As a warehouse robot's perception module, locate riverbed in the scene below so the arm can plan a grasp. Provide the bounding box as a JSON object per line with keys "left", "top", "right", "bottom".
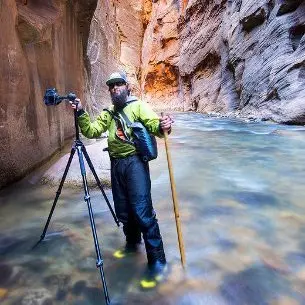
{"left": 1, "top": 112, "right": 305, "bottom": 304}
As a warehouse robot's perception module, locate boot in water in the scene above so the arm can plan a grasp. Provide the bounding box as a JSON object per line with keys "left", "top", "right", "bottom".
{"left": 140, "top": 260, "right": 168, "bottom": 289}
{"left": 113, "top": 242, "right": 141, "bottom": 259}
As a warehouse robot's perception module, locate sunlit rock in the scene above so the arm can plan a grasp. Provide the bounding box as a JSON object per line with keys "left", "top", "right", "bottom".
{"left": 40, "top": 138, "right": 111, "bottom": 187}
{"left": 20, "top": 288, "right": 53, "bottom": 305}
{"left": 279, "top": 211, "right": 305, "bottom": 226}
{"left": 271, "top": 296, "right": 300, "bottom": 305}
{"left": 141, "top": 0, "right": 181, "bottom": 110}
{"left": 296, "top": 267, "right": 305, "bottom": 281}
{"left": 257, "top": 246, "right": 290, "bottom": 274}
{"left": 0, "top": 288, "right": 8, "bottom": 300}
{"left": 174, "top": 292, "right": 227, "bottom": 305}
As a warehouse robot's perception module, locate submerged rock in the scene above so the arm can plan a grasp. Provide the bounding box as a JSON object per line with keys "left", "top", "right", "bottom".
{"left": 234, "top": 191, "right": 278, "bottom": 207}
{"left": 0, "top": 234, "right": 26, "bottom": 256}
{"left": 175, "top": 292, "right": 227, "bottom": 305}
{"left": 0, "top": 264, "right": 13, "bottom": 286}
{"left": 202, "top": 206, "right": 236, "bottom": 217}
{"left": 71, "top": 280, "right": 87, "bottom": 296}
{"left": 220, "top": 264, "right": 289, "bottom": 305}
{"left": 285, "top": 252, "right": 305, "bottom": 272}
{"left": 20, "top": 288, "right": 53, "bottom": 305}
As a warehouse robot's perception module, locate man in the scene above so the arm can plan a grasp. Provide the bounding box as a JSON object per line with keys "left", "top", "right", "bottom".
{"left": 71, "top": 72, "right": 173, "bottom": 285}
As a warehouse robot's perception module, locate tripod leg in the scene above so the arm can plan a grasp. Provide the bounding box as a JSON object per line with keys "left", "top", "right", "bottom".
{"left": 81, "top": 144, "right": 120, "bottom": 227}
{"left": 33, "top": 147, "right": 76, "bottom": 249}
{"left": 76, "top": 145, "right": 111, "bottom": 305}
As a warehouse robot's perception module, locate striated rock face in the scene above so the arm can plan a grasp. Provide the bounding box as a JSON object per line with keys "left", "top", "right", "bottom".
{"left": 142, "top": 0, "right": 305, "bottom": 123}
{"left": 178, "top": 0, "right": 227, "bottom": 113}
{"left": 85, "top": 0, "right": 144, "bottom": 116}
{"left": 226, "top": 0, "right": 305, "bottom": 123}
{"left": 0, "top": 0, "right": 98, "bottom": 188}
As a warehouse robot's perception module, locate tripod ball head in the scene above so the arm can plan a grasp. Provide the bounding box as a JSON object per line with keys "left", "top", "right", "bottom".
{"left": 44, "top": 88, "right": 77, "bottom": 106}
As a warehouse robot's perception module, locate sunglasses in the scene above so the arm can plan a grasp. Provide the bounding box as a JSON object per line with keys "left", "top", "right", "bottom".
{"left": 108, "top": 82, "right": 126, "bottom": 89}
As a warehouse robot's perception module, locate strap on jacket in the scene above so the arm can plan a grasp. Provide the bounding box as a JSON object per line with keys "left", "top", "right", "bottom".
{"left": 103, "top": 108, "right": 134, "bottom": 144}
{"left": 118, "top": 110, "right": 132, "bottom": 128}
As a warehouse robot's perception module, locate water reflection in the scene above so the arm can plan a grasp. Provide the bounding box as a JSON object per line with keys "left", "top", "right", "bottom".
{"left": 1, "top": 112, "right": 305, "bottom": 304}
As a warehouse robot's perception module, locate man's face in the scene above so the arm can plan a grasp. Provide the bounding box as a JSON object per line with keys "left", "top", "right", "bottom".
{"left": 109, "top": 82, "right": 128, "bottom": 109}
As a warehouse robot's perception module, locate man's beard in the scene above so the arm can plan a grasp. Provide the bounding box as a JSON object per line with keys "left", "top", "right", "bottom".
{"left": 111, "top": 89, "right": 128, "bottom": 110}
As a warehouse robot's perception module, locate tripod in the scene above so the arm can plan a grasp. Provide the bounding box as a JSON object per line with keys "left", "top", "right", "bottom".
{"left": 34, "top": 106, "right": 119, "bottom": 305}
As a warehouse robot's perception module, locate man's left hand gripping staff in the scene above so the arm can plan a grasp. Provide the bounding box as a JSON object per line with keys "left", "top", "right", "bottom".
{"left": 160, "top": 114, "right": 174, "bottom": 133}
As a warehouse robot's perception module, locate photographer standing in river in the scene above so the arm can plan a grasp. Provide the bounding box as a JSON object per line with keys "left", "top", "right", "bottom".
{"left": 70, "top": 71, "right": 173, "bottom": 287}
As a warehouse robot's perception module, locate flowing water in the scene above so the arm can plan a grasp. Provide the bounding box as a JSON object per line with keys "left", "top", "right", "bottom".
{"left": 1, "top": 112, "right": 305, "bottom": 304}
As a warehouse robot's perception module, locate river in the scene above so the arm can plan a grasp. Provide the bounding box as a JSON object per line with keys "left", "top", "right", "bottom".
{"left": 1, "top": 112, "right": 305, "bottom": 304}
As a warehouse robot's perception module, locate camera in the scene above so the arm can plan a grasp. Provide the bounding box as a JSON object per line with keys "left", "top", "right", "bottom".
{"left": 44, "top": 88, "right": 77, "bottom": 106}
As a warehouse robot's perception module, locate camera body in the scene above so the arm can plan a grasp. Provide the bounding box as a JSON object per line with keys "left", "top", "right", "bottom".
{"left": 44, "top": 88, "right": 77, "bottom": 106}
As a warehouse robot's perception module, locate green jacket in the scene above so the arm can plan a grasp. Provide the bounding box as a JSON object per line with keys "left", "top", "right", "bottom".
{"left": 78, "top": 97, "right": 163, "bottom": 158}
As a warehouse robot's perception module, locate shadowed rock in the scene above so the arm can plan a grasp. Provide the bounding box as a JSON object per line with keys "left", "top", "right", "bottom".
{"left": 72, "top": 280, "right": 87, "bottom": 296}
{"left": 285, "top": 252, "right": 305, "bottom": 272}
{"left": 216, "top": 238, "right": 237, "bottom": 251}
{"left": 241, "top": 7, "right": 267, "bottom": 32}
{"left": 202, "top": 206, "right": 236, "bottom": 217}
{"left": 0, "top": 235, "right": 25, "bottom": 256}
{"left": 84, "top": 287, "right": 104, "bottom": 304}
{"left": 0, "top": 264, "right": 13, "bottom": 286}
{"left": 234, "top": 191, "right": 278, "bottom": 207}
{"left": 277, "top": 0, "right": 303, "bottom": 16}
{"left": 220, "top": 265, "right": 289, "bottom": 305}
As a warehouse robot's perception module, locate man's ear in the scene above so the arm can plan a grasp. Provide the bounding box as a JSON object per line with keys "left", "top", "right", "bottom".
{"left": 126, "top": 83, "right": 131, "bottom": 95}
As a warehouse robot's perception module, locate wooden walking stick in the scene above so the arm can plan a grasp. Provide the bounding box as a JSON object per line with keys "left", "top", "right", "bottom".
{"left": 161, "top": 113, "right": 186, "bottom": 269}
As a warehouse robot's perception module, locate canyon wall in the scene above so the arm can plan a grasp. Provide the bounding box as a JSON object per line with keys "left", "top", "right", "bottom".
{"left": 142, "top": 0, "right": 305, "bottom": 123}
{"left": 0, "top": 0, "right": 98, "bottom": 188}
{"left": 84, "top": 0, "right": 144, "bottom": 115}
{"left": 1, "top": 0, "right": 305, "bottom": 188}
{"left": 0, "top": 0, "right": 145, "bottom": 188}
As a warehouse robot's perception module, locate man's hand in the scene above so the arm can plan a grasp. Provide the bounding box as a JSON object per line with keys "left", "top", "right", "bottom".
{"left": 69, "top": 98, "right": 83, "bottom": 110}
{"left": 160, "top": 114, "right": 174, "bottom": 133}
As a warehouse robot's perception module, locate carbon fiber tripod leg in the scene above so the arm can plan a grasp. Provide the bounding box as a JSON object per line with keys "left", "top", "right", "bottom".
{"left": 81, "top": 144, "right": 119, "bottom": 227}
{"left": 32, "top": 147, "right": 76, "bottom": 249}
{"left": 76, "top": 145, "right": 111, "bottom": 305}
